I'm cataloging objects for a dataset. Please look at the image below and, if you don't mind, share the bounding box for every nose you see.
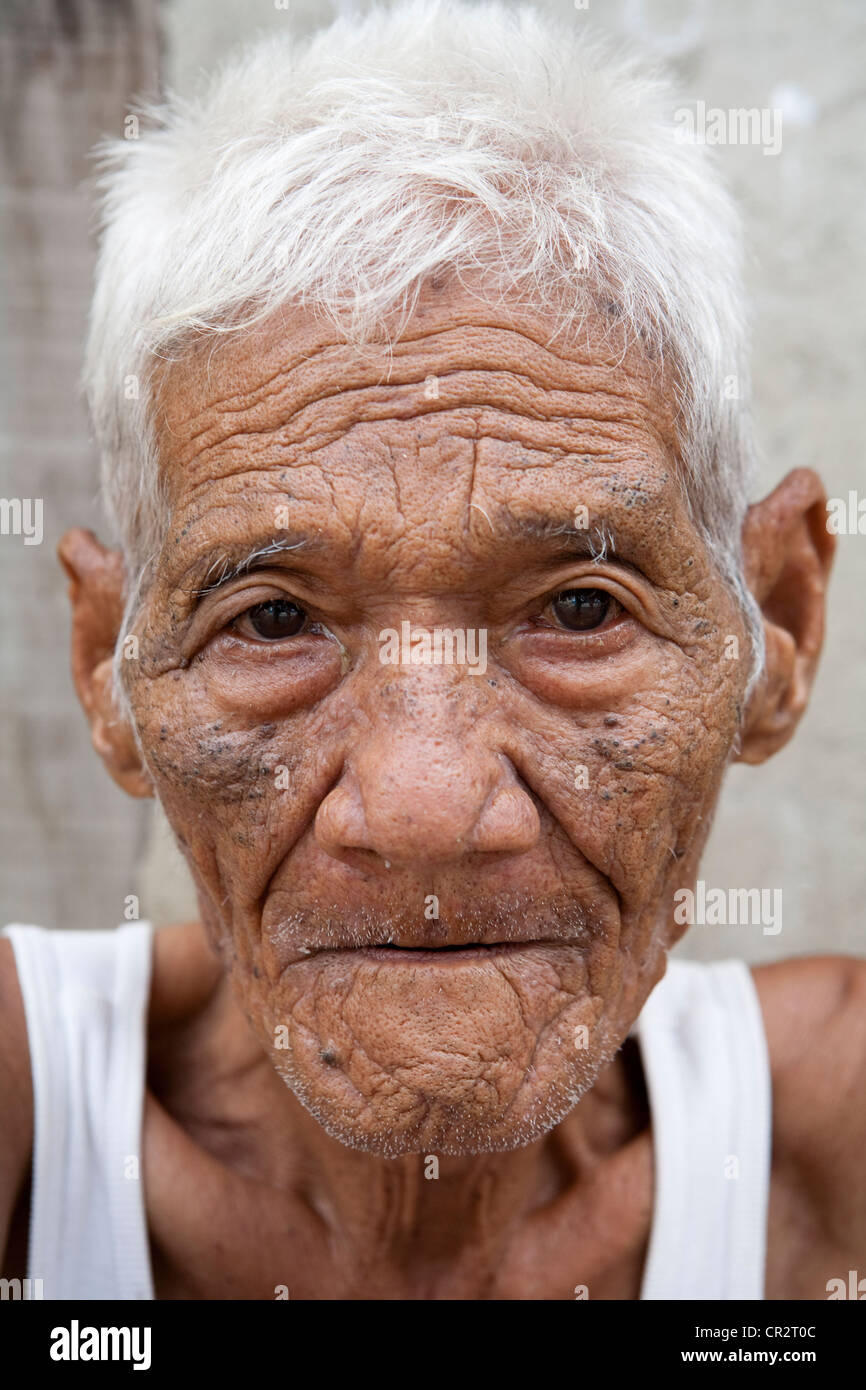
[315,731,540,866]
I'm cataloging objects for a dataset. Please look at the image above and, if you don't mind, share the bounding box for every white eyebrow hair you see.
[191,512,619,607]
[499,512,622,564]
[195,536,308,597]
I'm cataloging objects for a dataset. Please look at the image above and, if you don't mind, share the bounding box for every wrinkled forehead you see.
[150,288,691,581]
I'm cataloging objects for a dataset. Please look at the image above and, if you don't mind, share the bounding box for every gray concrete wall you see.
[0,0,162,933]
[3,0,864,966]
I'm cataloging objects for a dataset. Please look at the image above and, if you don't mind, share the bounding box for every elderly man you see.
[1,0,862,1302]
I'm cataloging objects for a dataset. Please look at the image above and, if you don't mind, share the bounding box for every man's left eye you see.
[547,588,621,631]
[234,598,308,640]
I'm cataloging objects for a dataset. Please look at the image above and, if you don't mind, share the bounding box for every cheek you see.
[127,663,339,883]
[130,625,346,823]
[513,657,738,904]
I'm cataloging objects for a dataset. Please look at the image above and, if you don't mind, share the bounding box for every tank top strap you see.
[635,956,772,1300]
[2,922,155,1300]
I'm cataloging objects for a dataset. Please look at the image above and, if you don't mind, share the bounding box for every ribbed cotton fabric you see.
[635,957,772,1299]
[3,922,155,1300]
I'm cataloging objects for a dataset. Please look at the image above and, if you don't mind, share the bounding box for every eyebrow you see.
[186,534,314,602]
[493,513,624,564]
[179,510,629,609]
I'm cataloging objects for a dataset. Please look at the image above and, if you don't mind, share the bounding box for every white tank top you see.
[2,922,772,1300]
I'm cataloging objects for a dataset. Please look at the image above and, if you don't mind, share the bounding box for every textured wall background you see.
[0,0,161,936]
[2,0,864,966]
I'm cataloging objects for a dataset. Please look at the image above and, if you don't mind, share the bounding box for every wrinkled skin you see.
[33,281,858,1299]
[121,289,749,1154]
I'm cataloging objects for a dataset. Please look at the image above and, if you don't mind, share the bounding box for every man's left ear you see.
[735,468,835,765]
[58,527,154,798]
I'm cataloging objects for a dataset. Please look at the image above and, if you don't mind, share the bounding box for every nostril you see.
[471,782,540,854]
[314,777,369,858]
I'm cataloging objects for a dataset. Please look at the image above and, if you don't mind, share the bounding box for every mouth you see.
[269,901,603,968]
[304,939,567,964]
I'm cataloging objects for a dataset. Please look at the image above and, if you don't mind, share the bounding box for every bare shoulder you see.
[148,919,223,1030]
[752,954,866,1237]
[752,954,866,1112]
[0,938,33,1256]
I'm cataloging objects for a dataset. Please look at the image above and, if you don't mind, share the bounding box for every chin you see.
[269,1020,620,1158]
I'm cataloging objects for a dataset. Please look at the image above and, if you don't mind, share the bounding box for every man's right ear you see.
[58,527,153,798]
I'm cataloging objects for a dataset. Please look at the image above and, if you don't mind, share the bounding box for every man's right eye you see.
[546,587,621,632]
[234,598,308,641]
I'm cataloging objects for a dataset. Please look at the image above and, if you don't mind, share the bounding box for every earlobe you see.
[58,527,154,799]
[88,659,154,799]
[735,469,835,765]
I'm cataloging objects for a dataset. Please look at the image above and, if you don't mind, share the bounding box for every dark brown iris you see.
[550,588,612,631]
[246,599,307,640]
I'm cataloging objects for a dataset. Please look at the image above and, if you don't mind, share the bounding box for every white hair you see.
[83,0,764,699]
